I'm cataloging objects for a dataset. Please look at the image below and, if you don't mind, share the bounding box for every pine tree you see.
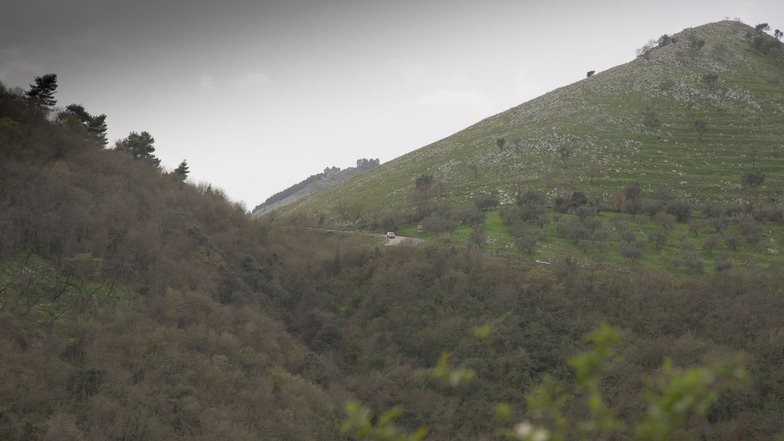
[63,104,108,147]
[88,114,108,147]
[174,160,190,181]
[115,131,160,167]
[25,73,58,113]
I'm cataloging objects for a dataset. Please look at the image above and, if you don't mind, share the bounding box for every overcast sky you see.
[2,0,782,209]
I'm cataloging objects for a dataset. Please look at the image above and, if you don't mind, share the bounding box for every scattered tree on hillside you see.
[587,162,602,184]
[88,114,108,147]
[775,29,782,41]
[410,174,437,219]
[741,169,765,206]
[496,138,505,151]
[515,235,538,254]
[666,200,692,221]
[648,230,668,248]
[748,26,783,57]
[653,212,676,234]
[612,189,624,212]
[694,119,708,139]
[173,160,190,181]
[642,107,660,128]
[657,34,674,47]
[701,73,719,88]
[558,145,573,168]
[687,36,706,52]
[114,131,161,167]
[622,181,643,214]
[467,226,486,249]
[702,235,721,257]
[61,104,108,147]
[25,73,58,114]
[755,23,771,32]
[474,193,499,212]
[586,70,595,77]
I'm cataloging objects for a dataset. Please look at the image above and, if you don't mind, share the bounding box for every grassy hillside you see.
[251,159,379,217]
[272,20,784,273]
[276,21,783,216]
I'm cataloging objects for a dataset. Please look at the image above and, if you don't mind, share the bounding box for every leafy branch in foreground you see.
[341,402,429,441]
[342,322,750,441]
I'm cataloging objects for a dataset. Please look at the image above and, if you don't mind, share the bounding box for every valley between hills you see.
[2,19,784,441]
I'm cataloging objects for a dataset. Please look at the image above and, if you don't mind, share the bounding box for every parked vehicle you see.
[386,232,395,239]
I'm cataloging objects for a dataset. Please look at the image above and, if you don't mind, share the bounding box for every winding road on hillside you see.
[382,234,424,247]
[293,226,424,246]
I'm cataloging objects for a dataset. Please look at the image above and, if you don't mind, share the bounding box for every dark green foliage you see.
[415,174,434,191]
[114,130,161,167]
[682,251,704,274]
[421,212,458,233]
[515,235,538,254]
[173,159,189,181]
[517,190,546,207]
[702,235,721,256]
[310,323,345,352]
[748,26,783,57]
[702,73,719,87]
[755,23,771,32]
[88,113,108,147]
[576,205,597,221]
[570,191,588,208]
[694,119,708,139]
[25,73,57,113]
[739,219,763,244]
[623,181,644,214]
[300,352,330,388]
[688,37,706,51]
[666,200,692,221]
[457,205,485,227]
[702,202,724,218]
[741,169,765,190]
[474,193,499,212]
[467,225,486,248]
[657,34,674,47]
[643,199,664,216]
[67,365,105,399]
[568,225,590,242]
[558,145,573,167]
[648,230,668,248]
[642,107,660,128]
[714,256,733,273]
[381,210,405,231]
[724,232,741,252]
[620,240,645,261]
[62,104,108,146]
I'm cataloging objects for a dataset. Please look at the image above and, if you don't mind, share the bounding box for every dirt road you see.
[383,235,424,247]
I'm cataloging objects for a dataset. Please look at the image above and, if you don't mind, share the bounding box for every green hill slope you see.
[251,159,379,217]
[277,20,784,221]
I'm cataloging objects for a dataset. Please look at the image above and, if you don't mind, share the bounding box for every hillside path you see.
[382,235,424,247]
